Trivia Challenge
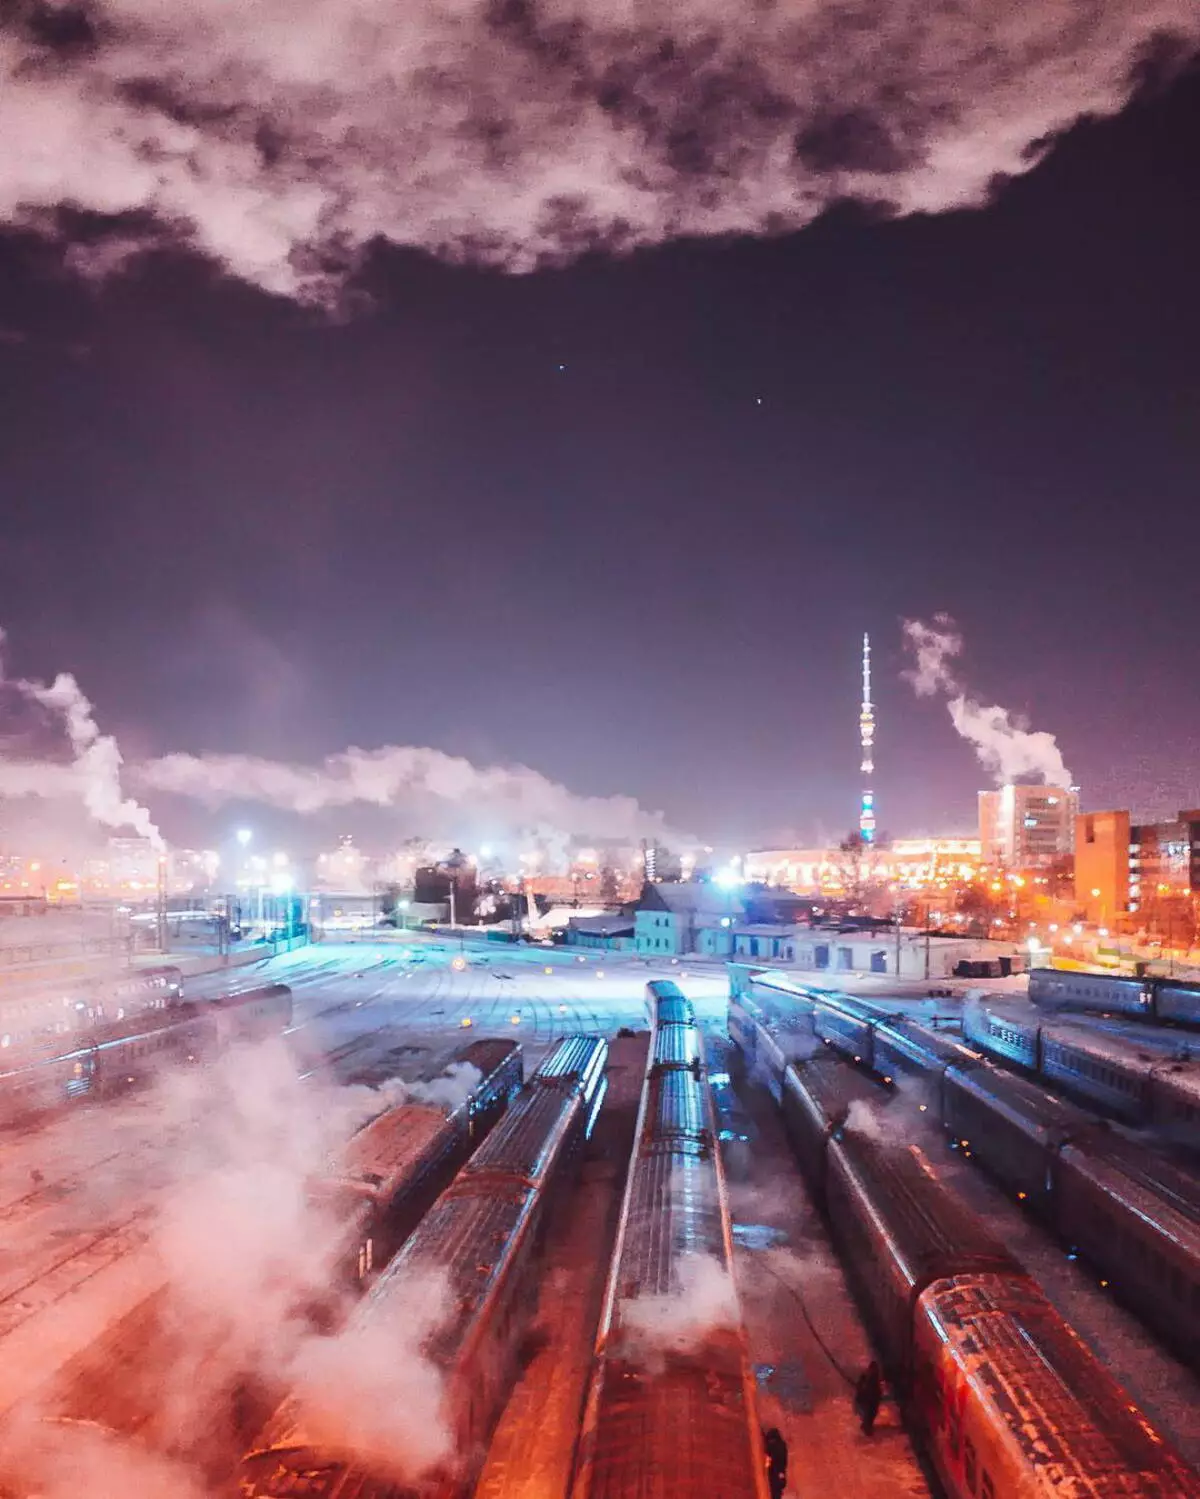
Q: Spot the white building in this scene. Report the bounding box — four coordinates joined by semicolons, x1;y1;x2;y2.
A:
635;882;744;956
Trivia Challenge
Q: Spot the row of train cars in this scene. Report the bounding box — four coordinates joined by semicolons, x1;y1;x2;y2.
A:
238;980;773;1499
730;969;1200;1497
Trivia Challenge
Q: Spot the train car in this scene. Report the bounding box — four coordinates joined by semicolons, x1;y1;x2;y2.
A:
1154;979;1200;1027
210;983;294;1045
85;1010;215;1099
571;1005;767;1499
240;1036;606;1499
1028;966;1152;1017
812;991;879;1070
1052;1135;1200;1373
450;1037;524;1139
0;1041;97;1125
320;1039;525;1293
871;1018;987;1115
940;1064;1097;1214
823;1131;1018;1383
913;1273;1200;1499
1037;1020;1157;1123
779;1057;886;1198
644;978;695;1029
961;997;1041;1071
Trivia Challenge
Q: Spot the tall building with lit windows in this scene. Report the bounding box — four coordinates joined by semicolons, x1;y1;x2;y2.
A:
979;783;1079;868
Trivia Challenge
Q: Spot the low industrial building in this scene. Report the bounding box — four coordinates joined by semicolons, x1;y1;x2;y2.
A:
563;913;636;951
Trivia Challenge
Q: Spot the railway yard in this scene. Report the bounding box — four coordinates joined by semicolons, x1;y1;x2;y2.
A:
0;939;1198;1496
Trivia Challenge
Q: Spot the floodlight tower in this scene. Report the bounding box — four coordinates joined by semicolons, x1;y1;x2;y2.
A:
859;633;876;843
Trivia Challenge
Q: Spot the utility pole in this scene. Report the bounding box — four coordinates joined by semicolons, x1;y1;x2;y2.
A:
156;856;168;956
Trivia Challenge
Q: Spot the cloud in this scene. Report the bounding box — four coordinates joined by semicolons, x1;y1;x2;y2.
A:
137;744;667;840
0;0;1196;298
902;614;1072;787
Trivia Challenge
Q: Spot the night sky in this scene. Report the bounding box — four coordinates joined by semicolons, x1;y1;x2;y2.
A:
1;38;1199;851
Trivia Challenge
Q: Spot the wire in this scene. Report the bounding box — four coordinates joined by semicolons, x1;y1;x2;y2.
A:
753;1255;859;1390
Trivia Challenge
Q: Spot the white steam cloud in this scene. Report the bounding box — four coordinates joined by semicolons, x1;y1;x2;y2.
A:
0;1;1196;298
137;746;666;841
902;614;1072;787
0;631;162;846
619;1253;739;1364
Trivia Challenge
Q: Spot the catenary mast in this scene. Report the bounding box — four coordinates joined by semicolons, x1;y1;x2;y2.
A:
859;633;876;842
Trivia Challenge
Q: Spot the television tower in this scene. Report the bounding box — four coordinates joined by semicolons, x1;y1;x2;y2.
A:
859;632;876;843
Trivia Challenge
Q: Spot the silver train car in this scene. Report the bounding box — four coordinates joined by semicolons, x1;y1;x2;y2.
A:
239;1035;607;1499
963;996;1200;1150
570;983;767;1499
1029;966;1200;1027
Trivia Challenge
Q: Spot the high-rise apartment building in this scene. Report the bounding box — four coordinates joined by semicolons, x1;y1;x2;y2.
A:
979;783;1079;868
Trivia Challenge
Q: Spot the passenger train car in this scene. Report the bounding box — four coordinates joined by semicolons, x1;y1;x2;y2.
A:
316;1039;524;1293
570;982;768;1499
780;1058;1200;1498
963;996;1200;1150
1030;966;1200;1027
731;984;1200;1374
0;963;186;1052
0;983;292;1127
239;1034;607;1499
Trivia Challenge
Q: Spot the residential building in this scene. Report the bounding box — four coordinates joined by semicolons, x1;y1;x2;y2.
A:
979;784;1079;868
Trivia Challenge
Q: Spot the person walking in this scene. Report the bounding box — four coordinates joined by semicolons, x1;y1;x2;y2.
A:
854;1361;883;1435
763;1427;788;1499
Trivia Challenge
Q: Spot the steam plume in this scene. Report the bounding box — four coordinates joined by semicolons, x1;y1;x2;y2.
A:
0;1;1196;298
902;614;1072;787
137;746;666;841
0;631;162;845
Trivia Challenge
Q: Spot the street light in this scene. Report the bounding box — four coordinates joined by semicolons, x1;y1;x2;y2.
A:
398;899;410;933
236;829;252;848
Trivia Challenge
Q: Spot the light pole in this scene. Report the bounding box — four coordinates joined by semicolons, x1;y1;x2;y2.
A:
398;899;410;933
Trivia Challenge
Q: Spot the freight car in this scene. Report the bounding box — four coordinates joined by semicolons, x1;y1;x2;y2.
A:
780;1063;1200;1497
568;986;767;1499
963;996;1200;1150
239;1035;607;1499
317;1039;524;1292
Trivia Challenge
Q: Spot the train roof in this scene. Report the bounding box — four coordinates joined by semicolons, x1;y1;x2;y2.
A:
1062;1136;1200;1238
832;1136;1019;1289
1029;967;1150;1002
921;1274;1199;1494
534;1034;607;1084
645;1068;710;1148
451;1036;521;1076
651;1022;700;1072
945;1061;1096;1141
339;1104;449;1190
645;979;687;1003
462;1085;579;1185
575;1353;764;1499
361;1184;536;1369
873;1018;985;1072
783;1056;886;1132
616;1146;727;1303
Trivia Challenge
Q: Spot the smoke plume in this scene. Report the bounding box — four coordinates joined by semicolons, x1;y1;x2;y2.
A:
0;631;162;846
0;1;1196;299
137;746;666;841
902;614;1072;787
620;1253;739;1363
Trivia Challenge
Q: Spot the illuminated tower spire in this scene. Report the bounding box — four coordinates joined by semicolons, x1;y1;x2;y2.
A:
859;632;876;843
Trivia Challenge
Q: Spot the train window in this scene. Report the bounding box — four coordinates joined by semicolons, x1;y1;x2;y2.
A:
964;1438;978;1492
